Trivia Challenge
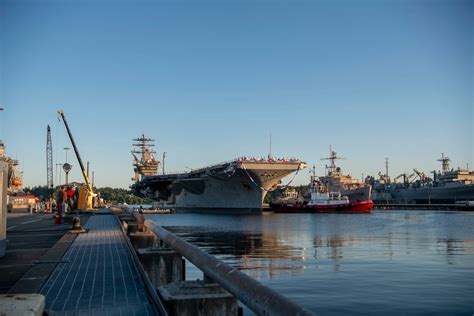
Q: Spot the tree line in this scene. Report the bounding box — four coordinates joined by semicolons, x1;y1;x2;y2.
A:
23;184;309;204
22;185;145;204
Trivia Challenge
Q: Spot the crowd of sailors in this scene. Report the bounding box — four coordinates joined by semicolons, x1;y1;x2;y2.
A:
55;185;79;213
237;156;301;163
7;185;103;214
14;186;78;214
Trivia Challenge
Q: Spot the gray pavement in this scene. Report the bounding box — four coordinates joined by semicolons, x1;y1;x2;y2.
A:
0;213;72;293
41;214;155;315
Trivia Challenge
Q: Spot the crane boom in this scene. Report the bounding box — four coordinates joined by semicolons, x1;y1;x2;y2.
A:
57;110;94;196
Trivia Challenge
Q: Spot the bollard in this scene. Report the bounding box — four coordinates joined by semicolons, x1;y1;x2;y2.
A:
133;211;146;232
126;223;139;235
68;217;88;234
137;248;184;288
158;280;239;316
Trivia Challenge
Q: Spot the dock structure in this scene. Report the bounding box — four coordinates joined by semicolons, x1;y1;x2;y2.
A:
40;212;160;315
0;212;80;294
1;207;316;315
374;203;474;211
0;160;7;258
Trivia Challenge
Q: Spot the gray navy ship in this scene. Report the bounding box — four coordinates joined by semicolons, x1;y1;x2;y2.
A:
131;135;306;212
315;146;372;202
369;154;474;204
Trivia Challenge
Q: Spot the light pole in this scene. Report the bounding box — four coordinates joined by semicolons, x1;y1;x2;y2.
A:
55;163;63;186
162;152;166;175
64;147;70;163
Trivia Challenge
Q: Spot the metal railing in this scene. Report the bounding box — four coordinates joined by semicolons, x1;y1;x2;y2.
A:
144;219;316;316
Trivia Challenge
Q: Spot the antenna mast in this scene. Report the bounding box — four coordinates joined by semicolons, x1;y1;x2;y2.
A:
437;153;450;173
269;132;272;159
320;145;345;176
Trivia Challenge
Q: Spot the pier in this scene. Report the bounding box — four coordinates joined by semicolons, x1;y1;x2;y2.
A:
40;210;161;315
0;206;315;315
0;213;83;294
373;203;474;211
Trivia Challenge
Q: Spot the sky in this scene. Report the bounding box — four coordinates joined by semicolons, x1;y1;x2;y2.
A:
0;0;472;189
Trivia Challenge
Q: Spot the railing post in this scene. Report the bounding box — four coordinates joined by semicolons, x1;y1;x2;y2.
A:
129;211;156;249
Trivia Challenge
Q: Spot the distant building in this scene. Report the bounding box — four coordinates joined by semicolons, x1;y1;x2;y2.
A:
10;194;38;209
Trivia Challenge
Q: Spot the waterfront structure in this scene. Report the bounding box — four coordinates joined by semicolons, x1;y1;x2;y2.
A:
131;136;306;212
0;142;23;195
9;195;38;209
0;157;7;257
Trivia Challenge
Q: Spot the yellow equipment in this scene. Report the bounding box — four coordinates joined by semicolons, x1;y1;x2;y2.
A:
77;185;92;210
57;110;94;210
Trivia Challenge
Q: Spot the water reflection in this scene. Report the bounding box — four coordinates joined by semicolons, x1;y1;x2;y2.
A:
167;226;306;279
158;212;473;274
148;211;474;315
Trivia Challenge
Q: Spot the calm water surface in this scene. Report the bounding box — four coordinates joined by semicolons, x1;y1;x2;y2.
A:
147;210;474;315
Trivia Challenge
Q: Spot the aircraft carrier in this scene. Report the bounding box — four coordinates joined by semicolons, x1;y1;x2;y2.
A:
131;135;306;212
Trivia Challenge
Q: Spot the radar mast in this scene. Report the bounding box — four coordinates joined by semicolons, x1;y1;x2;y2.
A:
132;134;159;181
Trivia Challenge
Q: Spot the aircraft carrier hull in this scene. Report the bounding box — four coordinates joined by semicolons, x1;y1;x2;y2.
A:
133;159;305;213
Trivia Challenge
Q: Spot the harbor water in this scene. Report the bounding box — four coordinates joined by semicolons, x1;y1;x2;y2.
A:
147;210;473;315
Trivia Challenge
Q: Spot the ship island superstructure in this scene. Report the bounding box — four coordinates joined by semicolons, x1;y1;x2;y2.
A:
131;135;160;181
316;146;372;202
131;135;306;212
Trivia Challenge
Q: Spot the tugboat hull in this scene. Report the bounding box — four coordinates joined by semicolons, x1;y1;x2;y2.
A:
272;200;374;214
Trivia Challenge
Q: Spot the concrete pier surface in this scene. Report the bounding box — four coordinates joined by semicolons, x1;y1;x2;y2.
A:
0;213;78;294
40;212;156;315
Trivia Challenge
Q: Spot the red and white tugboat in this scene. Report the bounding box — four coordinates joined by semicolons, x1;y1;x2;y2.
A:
272;178;373;214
